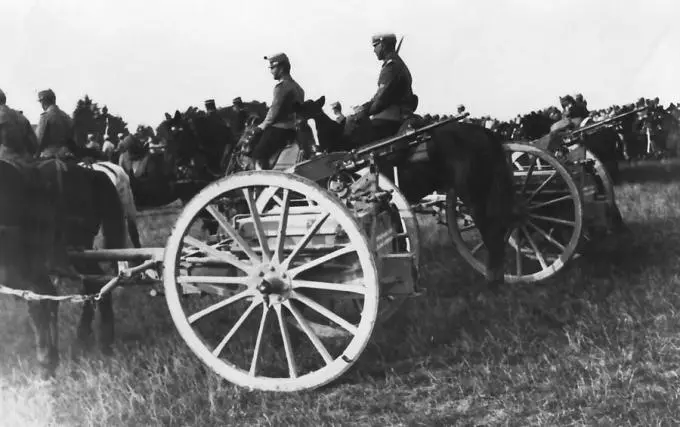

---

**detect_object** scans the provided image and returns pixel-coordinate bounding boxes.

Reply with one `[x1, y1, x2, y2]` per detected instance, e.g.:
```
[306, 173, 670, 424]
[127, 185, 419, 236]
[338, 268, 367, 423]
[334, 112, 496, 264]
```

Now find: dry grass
[2, 160, 680, 426]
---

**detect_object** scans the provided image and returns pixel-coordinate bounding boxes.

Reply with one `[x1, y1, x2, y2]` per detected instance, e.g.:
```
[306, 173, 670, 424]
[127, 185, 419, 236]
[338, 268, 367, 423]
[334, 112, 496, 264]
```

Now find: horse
[0, 150, 126, 378]
[293, 96, 515, 286]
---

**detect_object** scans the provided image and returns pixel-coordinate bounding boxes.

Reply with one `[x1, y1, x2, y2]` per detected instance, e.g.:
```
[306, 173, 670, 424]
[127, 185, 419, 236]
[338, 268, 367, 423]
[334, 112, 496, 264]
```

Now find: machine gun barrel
[570, 106, 647, 137]
[352, 112, 470, 161]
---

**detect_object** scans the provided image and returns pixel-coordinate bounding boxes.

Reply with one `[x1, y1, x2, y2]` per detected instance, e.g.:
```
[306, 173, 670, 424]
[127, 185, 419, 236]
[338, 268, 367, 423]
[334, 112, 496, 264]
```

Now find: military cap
[372, 33, 397, 46]
[232, 97, 243, 104]
[38, 89, 56, 102]
[330, 101, 341, 110]
[264, 53, 290, 67]
[204, 99, 216, 110]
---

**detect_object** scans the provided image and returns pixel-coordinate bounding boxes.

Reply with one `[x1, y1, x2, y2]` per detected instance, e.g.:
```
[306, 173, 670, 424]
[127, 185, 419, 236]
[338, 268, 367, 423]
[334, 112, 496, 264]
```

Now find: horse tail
[485, 130, 514, 221]
[93, 171, 127, 250]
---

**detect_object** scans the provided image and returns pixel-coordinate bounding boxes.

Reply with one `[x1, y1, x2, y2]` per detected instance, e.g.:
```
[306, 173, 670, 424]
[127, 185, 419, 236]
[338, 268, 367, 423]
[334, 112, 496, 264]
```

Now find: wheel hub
[253, 265, 291, 300]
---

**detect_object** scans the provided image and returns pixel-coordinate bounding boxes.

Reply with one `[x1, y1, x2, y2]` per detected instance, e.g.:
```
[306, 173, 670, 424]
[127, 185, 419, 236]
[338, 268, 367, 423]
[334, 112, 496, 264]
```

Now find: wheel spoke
[284, 300, 333, 364]
[177, 276, 250, 286]
[513, 229, 522, 276]
[529, 194, 573, 211]
[529, 213, 575, 227]
[243, 188, 272, 262]
[521, 226, 548, 269]
[273, 189, 290, 264]
[288, 246, 356, 278]
[249, 305, 269, 376]
[471, 241, 484, 256]
[255, 185, 279, 212]
[290, 291, 358, 335]
[527, 170, 558, 203]
[527, 220, 566, 252]
[205, 205, 260, 264]
[292, 278, 366, 295]
[520, 156, 538, 195]
[275, 305, 298, 379]
[188, 289, 255, 324]
[281, 211, 331, 270]
[183, 236, 252, 273]
[212, 299, 260, 357]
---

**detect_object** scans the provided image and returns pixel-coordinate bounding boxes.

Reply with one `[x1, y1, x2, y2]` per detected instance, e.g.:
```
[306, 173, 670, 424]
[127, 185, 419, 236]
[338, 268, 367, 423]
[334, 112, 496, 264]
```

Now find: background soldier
[357, 33, 417, 141]
[252, 53, 305, 170]
[330, 101, 346, 125]
[0, 88, 38, 158]
[230, 96, 248, 138]
[36, 89, 75, 159]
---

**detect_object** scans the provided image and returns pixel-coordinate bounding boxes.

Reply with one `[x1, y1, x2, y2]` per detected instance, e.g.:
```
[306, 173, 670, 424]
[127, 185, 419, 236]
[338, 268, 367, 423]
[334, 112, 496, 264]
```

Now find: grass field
[2, 160, 680, 426]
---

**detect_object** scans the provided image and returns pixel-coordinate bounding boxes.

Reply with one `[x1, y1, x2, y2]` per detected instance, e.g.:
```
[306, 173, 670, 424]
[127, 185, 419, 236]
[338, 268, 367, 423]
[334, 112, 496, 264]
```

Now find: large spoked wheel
[163, 171, 379, 392]
[448, 143, 584, 284]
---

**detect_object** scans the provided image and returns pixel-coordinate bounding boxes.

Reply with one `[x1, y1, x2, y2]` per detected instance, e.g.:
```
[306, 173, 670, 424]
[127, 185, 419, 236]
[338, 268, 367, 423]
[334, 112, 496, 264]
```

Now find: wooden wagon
[60, 112, 633, 392]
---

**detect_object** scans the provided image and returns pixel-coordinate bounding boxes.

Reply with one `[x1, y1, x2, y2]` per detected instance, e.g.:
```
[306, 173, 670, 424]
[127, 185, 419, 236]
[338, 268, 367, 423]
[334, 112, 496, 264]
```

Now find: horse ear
[174, 110, 181, 121]
[317, 96, 326, 107]
[165, 113, 172, 121]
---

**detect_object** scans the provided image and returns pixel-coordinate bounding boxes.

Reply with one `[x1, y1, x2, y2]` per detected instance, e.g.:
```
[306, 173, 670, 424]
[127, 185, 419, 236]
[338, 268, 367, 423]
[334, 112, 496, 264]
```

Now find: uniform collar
[382, 52, 398, 66]
[275, 74, 293, 85]
[41, 104, 58, 114]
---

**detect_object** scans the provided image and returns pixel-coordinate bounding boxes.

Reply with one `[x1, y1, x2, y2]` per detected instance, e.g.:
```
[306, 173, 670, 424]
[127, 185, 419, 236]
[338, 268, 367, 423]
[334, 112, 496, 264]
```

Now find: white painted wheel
[163, 171, 379, 392]
[448, 143, 584, 283]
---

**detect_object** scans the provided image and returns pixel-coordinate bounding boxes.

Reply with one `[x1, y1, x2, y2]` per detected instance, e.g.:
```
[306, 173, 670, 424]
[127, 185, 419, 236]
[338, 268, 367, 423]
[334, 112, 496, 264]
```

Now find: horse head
[293, 96, 364, 152]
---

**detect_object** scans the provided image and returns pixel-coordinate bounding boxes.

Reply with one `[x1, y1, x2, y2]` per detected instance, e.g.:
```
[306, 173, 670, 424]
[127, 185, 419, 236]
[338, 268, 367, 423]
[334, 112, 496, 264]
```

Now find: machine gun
[563, 106, 647, 144]
[337, 113, 470, 172]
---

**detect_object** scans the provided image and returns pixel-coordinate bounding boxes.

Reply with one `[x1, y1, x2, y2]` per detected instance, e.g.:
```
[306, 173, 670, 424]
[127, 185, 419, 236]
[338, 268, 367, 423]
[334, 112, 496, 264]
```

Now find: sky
[2, 0, 679, 130]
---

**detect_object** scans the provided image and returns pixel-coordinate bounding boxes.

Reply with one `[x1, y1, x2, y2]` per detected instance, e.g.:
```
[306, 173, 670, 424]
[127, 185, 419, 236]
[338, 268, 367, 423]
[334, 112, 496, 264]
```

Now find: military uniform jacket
[36, 104, 74, 153]
[0, 105, 38, 156]
[261, 75, 305, 130]
[367, 52, 415, 121]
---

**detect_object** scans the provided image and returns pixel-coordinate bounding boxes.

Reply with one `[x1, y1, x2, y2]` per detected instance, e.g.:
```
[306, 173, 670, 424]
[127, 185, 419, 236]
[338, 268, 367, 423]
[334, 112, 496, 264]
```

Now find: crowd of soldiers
[1, 31, 678, 167]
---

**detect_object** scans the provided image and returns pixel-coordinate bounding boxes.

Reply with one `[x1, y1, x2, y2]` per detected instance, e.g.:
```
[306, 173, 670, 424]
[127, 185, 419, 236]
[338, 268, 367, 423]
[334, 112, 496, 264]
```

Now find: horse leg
[26, 275, 59, 378]
[76, 261, 114, 355]
[127, 218, 142, 248]
[97, 290, 115, 356]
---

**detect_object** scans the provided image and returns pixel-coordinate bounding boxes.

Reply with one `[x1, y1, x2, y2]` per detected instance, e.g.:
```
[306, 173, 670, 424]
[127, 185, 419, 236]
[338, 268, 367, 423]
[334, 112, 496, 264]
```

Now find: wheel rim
[447, 143, 584, 283]
[163, 171, 379, 391]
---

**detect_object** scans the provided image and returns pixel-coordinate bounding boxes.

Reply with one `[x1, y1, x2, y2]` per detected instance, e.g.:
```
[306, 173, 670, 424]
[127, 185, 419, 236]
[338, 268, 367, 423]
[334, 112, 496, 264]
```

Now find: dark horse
[0, 151, 126, 378]
[294, 96, 515, 285]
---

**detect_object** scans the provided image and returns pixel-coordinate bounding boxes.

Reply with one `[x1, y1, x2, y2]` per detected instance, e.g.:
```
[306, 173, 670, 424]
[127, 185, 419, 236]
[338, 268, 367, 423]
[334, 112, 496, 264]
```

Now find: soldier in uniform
[356, 33, 417, 141]
[36, 89, 75, 159]
[330, 101, 346, 124]
[230, 96, 249, 138]
[0, 89, 38, 159]
[252, 53, 305, 170]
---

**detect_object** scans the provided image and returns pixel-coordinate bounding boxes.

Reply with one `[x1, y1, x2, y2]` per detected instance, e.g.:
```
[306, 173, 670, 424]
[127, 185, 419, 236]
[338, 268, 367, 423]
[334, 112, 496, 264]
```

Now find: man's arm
[259, 83, 289, 129]
[36, 113, 49, 152]
[367, 62, 400, 116]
